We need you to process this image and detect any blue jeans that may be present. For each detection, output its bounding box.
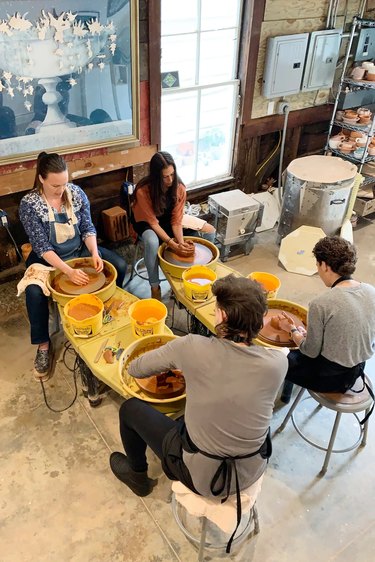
[25,247,127,344]
[142,228,216,287]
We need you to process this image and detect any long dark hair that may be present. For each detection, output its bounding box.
[135,151,181,215]
[33,152,67,193]
[212,275,267,345]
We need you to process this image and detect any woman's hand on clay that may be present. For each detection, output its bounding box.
[67,267,89,286]
[279,312,295,333]
[177,241,195,257]
[92,254,104,273]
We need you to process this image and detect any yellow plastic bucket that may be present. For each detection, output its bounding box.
[182,265,217,302]
[64,293,104,338]
[128,298,168,339]
[248,271,281,299]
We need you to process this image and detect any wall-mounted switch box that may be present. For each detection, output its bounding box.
[353,27,375,62]
[262,33,309,98]
[302,29,342,91]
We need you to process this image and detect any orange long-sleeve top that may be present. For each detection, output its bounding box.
[132,182,186,227]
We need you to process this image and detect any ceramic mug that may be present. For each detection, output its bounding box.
[351,67,366,80]
[357,107,371,116]
[355,137,367,147]
[339,141,354,152]
[362,61,375,71]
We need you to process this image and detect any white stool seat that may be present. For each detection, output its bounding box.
[171,477,262,560]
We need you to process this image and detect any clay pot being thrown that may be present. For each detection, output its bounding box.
[259,309,306,347]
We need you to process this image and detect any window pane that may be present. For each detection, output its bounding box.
[201,0,241,31]
[162,0,198,36]
[162,35,197,88]
[197,84,238,182]
[161,91,198,185]
[199,30,238,84]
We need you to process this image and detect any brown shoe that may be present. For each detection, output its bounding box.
[151,285,162,301]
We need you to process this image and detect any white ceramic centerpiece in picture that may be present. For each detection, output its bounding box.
[0,12,115,133]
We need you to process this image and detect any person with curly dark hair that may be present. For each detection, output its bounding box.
[110,275,287,550]
[279,236,375,403]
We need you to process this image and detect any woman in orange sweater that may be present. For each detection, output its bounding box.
[132,151,214,299]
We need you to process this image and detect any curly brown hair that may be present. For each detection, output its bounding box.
[212,274,267,345]
[313,235,357,275]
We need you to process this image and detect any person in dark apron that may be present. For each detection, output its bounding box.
[19,152,127,382]
[278,236,375,408]
[110,275,288,552]
[131,151,214,300]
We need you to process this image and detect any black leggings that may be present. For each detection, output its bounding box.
[119,398,177,472]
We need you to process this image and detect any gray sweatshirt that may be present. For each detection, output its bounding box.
[299,283,375,366]
[128,335,288,496]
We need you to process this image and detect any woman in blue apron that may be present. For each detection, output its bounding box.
[19,152,127,381]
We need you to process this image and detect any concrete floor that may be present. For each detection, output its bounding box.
[1,224,374,562]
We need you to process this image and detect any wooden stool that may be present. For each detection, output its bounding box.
[275,376,373,475]
[171,481,261,561]
[101,206,128,242]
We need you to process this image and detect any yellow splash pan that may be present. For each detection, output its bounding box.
[254,298,308,350]
[158,236,219,280]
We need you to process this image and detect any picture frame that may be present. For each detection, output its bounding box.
[0,0,139,165]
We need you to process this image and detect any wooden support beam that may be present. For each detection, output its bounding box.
[242,104,333,139]
[148,0,161,147]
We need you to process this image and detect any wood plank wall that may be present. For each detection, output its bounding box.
[235,0,363,194]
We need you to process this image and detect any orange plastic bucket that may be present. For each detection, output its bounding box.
[248,271,281,299]
[128,298,168,338]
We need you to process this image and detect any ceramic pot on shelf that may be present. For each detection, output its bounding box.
[362,61,375,71]
[355,137,368,147]
[329,133,345,149]
[357,107,371,117]
[368,145,375,156]
[366,71,375,81]
[339,141,354,153]
[351,66,366,80]
[359,116,372,125]
[344,109,358,119]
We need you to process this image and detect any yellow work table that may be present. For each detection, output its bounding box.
[58,287,179,413]
[164,261,243,335]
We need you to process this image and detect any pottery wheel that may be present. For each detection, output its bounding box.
[58,267,106,295]
[258,308,306,347]
[135,370,185,399]
[163,242,213,267]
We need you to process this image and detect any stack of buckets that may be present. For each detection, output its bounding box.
[128,299,168,338]
[248,271,281,299]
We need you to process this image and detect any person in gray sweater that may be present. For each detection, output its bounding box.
[110,276,287,511]
[279,235,375,403]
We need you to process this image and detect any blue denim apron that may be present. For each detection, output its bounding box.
[45,195,83,261]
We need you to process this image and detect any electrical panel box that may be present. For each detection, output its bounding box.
[302,29,341,91]
[262,33,309,98]
[353,27,375,62]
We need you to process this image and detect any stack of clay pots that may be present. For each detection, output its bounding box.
[350,61,375,81]
[329,126,375,159]
[335,107,372,126]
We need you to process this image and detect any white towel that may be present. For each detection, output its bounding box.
[17,263,55,297]
[172,474,263,534]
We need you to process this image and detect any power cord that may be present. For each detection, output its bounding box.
[38,342,79,412]
[0,209,23,262]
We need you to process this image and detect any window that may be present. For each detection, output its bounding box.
[161,0,242,188]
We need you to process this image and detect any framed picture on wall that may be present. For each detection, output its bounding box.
[0,0,139,165]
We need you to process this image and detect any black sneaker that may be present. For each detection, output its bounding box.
[109,452,157,497]
[33,343,53,382]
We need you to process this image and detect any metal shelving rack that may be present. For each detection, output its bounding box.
[325,16,375,187]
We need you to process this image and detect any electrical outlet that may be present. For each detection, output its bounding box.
[267,101,275,115]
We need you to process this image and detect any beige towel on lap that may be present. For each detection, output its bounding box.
[17,264,55,297]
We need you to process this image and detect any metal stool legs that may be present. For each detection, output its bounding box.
[275,387,305,434]
[198,518,208,562]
